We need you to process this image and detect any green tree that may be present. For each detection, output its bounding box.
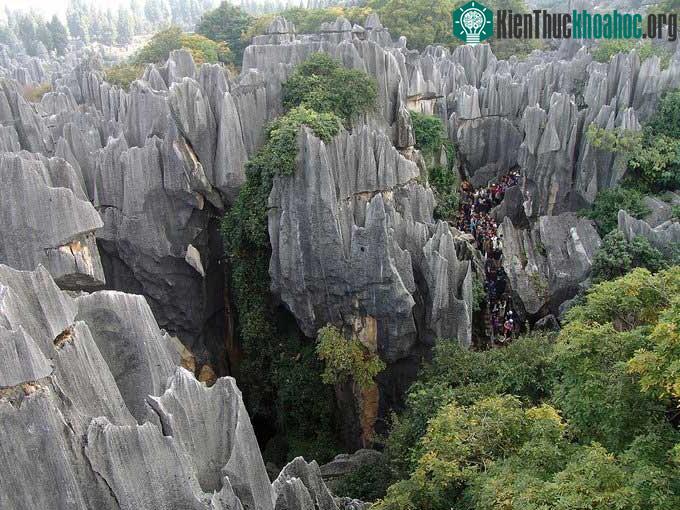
[584,187,650,236]
[16,15,38,56]
[196,1,252,65]
[592,40,672,68]
[116,7,133,46]
[316,325,385,390]
[592,230,669,283]
[282,53,377,125]
[66,0,89,41]
[48,15,69,55]
[133,26,230,65]
[369,0,539,57]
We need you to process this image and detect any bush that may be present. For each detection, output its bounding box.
[334,462,394,502]
[104,63,143,90]
[282,53,377,125]
[134,26,231,65]
[586,91,680,193]
[411,111,446,158]
[21,83,51,103]
[316,325,385,390]
[592,231,669,283]
[410,112,459,220]
[584,187,650,236]
[429,165,459,221]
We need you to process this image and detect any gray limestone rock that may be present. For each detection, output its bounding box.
[147,367,274,509]
[274,458,338,510]
[0,153,105,289]
[499,213,601,316]
[75,290,179,424]
[618,209,680,257]
[85,417,212,510]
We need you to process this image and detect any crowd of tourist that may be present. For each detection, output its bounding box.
[457,171,521,344]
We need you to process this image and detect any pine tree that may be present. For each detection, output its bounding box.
[66,0,89,41]
[17,15,38,56]
[116,7,133,46]
[100,10,116,46]
[35,18,55,53]
[48,15,70,56]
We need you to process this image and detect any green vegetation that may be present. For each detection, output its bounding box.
[367,0,540,58]
[584,187,650,236]
[256,5,373,35]
[282,53,378,125]
[410,111,459,221]
[316,325,385,390]
[133,26,232,65]
[196,2,252,65]
[592,40,672,68]
[411,111,446,161]
[221,54,377,464]
[592,231,670,283]
[374,267,680,510]
[334,462,394,502]
[103,63,144,91]
[586,91,680,194]
[21,83,51,103]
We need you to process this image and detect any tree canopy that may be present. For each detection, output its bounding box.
[196,2,252,65]
[373,267,680,509]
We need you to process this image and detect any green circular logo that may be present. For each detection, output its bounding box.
[453,1,494,45]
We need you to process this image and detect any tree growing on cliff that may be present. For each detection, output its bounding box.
[316,325,385,390]
[196,2,252,65]
[282,53,377,125]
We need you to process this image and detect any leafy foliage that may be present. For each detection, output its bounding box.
[334,460,394,502]
[221,56,376,463]
[196,2,252,65]
[411,111,446,160]
[586,91,680,193]
[282,53,377,125]
[377,268,680,510]
[592,40,672,68]
[316,325,385,390]
[104,63,144,91]
[258,6,374,34]
[21,83,51,103]
[583,187,650,236]
[133,26,231,65]
[410,112,459,220]
[368,0,540,58]
[629,296,680,401]
[592,231,670,283]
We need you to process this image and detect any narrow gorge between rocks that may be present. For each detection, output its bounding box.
[1,1,680,509]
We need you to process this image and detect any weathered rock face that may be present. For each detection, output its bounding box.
[499,213,601,317]
[0,263,334,510]
[269,124,473,429]
[618,210,680,257]
[273,457,339,510]
[0,152,105,289]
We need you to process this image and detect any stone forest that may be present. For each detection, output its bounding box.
[0,0,679,509]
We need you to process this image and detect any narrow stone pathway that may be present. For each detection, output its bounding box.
[457,171,520,345]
